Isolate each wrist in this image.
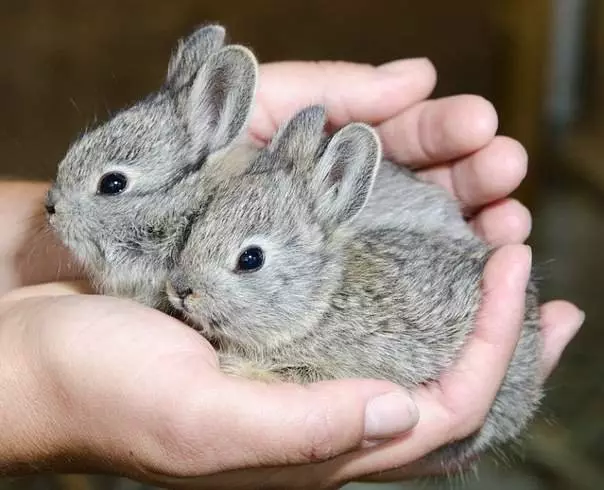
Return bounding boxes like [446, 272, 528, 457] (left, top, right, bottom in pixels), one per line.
[0, 296, 90, 476]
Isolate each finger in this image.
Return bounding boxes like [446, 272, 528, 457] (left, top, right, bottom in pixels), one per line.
[367, 300, 585, 483]
[423, 245, 532, 436]
[539, 300, 585, 380]
[377, 95, 498, 165]
[469, 198, 532, 245]
[250, 58, 437, 143]
[164, 376, 418, 476]
[416, 135, 528, 211]
[328, 244, 532, 481]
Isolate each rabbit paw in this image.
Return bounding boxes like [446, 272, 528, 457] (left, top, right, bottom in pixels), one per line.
[218, 353, 283, 383]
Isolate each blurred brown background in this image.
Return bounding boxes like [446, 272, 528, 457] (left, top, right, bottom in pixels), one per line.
[1, 1, 602, 489]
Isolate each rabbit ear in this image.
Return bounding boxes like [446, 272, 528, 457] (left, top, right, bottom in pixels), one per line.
[309, 123, 381, 230]
[165, 24, 226, 89]
[185, 45, 258, 154]
[260, 105, 327, 172]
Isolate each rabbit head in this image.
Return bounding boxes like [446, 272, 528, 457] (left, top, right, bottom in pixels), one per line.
[46, 25, 259, 302]
[167, 105, 381, 349]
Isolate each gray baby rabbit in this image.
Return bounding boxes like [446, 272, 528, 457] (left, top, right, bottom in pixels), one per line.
[166, 105, 542, 468]
[46, 24, 259, 308]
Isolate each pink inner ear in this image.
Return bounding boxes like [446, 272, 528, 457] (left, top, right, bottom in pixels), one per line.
[329, 159, 345, 185]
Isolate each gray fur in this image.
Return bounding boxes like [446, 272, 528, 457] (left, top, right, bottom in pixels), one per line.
[168, 105, 542, 469]
[165, 24, 226, 90]
[46, 25, 259, 309]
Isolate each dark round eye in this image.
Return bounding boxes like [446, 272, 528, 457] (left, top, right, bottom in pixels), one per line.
[237, 247, 264, 272]
[98, 172, 128, 195]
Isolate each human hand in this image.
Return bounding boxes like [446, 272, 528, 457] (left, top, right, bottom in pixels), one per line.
[252, 58, 529, 247]
[246, 58, 585, 481]
[251, 57, 583, 362]
[0, 281, 419, 488]
[0, 250, 581, 489]
[0, 58, 584, 488]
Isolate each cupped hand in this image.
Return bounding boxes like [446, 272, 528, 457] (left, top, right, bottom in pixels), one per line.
[251, 57, 583, 372]
[0, 58, 584, 489]
[0, 246, 581, 490]
[0, 281, 416, 487]
[252, 58, 529, 246]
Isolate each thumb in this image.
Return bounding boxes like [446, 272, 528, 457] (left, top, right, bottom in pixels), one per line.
[0, 280, 93, 302]
[177, 375, 419, 473]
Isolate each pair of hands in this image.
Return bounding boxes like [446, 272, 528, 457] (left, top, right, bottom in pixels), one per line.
[0, 58, 583, 489]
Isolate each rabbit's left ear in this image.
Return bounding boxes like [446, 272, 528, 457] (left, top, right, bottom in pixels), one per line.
[260, 105, 328, 172]
[165, 24, 226, 90]
[308, 123, 381, 230]
[185, 45, 258, 155]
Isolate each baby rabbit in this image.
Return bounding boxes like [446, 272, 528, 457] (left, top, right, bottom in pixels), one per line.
[167, 105, 542, 468]
[46, 25, 259, 308]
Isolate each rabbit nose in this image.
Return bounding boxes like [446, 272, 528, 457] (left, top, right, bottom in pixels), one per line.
[168, 279, 193, 300]
[176, 287, 193, 300]
[45, 189, 58, 215]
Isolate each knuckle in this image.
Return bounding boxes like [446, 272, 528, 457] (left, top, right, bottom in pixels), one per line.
[296, 406, 339, 463]
[313, 59, 372, 72]
[431, 381, 490, 441]
[148, 390, 206, 462]
[449, 404, 489, 440]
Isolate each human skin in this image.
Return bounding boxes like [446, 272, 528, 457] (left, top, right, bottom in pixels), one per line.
[0, 58, 583, 489]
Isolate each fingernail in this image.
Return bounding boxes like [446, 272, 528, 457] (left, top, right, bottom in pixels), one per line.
[364, 391, 419, 439]
[377, 57, 431, 75]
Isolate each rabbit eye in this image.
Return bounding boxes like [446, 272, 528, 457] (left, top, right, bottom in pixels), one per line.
[236, 247, 264, 273]
[98, 172, 128, 195]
